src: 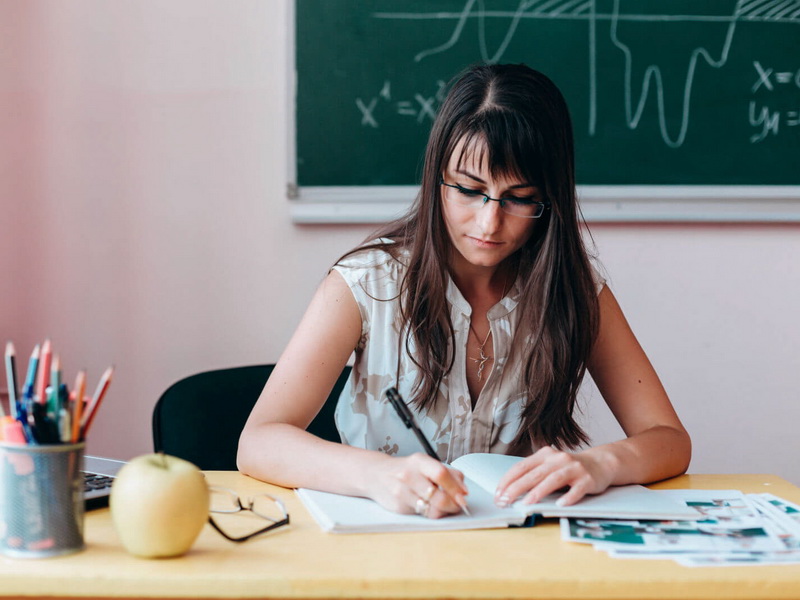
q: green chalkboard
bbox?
[295,0,800,188]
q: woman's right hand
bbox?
[364,453,470,519]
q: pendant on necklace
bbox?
[470,347,491,382]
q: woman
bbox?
[238,64,690,519]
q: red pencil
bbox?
[35,339,52,404]
[81,366,113,439]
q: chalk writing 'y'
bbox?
[749,101,780,143]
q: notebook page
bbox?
[450,453,521,496]
[296,476,526,533]
[451,453,699,520]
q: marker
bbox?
[58,383,69,415]
[48,355,61,419]
[58,408,72,443]
[31,402,59,444]
[16,398,36,444]
[1,416,27,445]
[4,342,18,418]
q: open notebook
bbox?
[297,453,699,534]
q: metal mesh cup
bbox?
[0,442,85,558]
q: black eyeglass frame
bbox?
[439,177,550,219]
[208,487,290,543]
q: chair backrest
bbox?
[152,364,350,470]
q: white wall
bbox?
[1,1,798,484]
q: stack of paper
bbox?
[561,490,800,567]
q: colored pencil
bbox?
[71,370,86,443]
[81,366,113,439]
[36,339,52,404]
[22,343,40,399]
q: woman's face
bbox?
[440,138,542,275]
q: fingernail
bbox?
[457,496,472,516]
[555,497,567,507]
[496,494,510,508]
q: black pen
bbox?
[385,387,471,515]
[386,387,438,458]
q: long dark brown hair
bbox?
[337,64,599,454]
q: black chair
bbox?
[152,365,350,470]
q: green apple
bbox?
[110,453,209,558]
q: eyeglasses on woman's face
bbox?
[439,177,550,219]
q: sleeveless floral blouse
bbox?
[332,244,603,463]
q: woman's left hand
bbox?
[493,446,616,508]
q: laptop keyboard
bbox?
[80,456,126,509]
[82,471,116,509]
[84,472,115,493]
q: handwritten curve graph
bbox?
[374,0,800,148]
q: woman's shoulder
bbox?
[334,238,408,272]
[588,255,608,295]
[331,238,409,296]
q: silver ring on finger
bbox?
[414,498,429,516]
[422,485,436,502]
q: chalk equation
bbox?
[367,0,800,147]
[356,80,447,128]
[752,61,800,92]
[749,102,800,142]
[749,61,800,143]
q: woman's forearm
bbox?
[237,423,470,518]
[237,422,391,497]
[586,424,692,487]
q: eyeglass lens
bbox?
[440,180,546,218]
[208,488,289,543]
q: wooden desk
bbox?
[1,473,799,600]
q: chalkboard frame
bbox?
[287,1,800,224]
[288,184,800,223]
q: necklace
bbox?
[467,273,512,383]
[468,325,493,382]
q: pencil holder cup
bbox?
[0,441,86,558]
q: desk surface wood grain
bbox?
[1,473,799,600]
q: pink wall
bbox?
[1,1,798,483]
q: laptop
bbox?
[83,455,126,510]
